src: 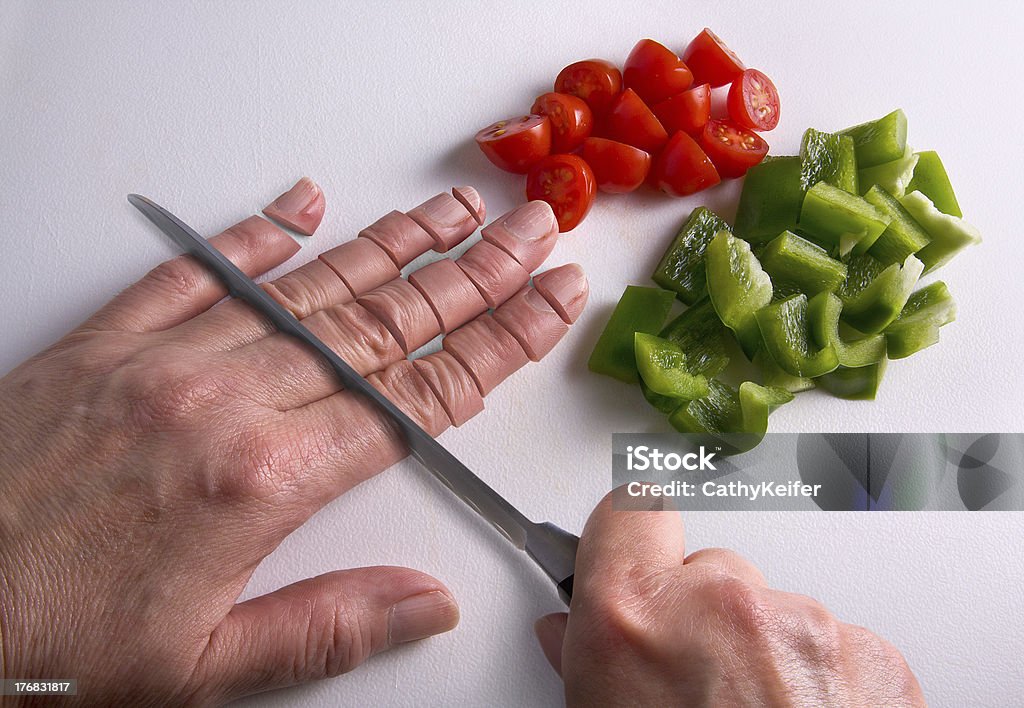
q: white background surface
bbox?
[2,1,1023,705]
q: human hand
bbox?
[0,178,587,705]
[534,489,926,707]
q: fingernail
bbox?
[388,591,460,644]
[273,176,319,214]
[263,177,325,236]
[532,263,589,324]
[408,193,478,252]
[502,201,557,243]
[452,185,486,224]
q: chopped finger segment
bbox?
[480,201,559,272]
[452,186,486,225]
[319,238,400,296]
[264,258,353,318]
[262,177,325,236]
[358,278,439,354]
[302,302,405,376]
[442,314,529,395]
[407,192,480,253]
[408,259,488,333]
[456,241,531,308]
[493,287,569,361]
[366,360,451,437]
[359,210,436,268]
[532,263,589,324]
[413,351,484,427]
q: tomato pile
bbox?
[474,29,781,232]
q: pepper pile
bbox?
[589,110,981,452]
[475,30,780,232]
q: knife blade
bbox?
[127,194,578,602]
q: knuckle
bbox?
[146,256,207,300]
[793,598,843,667]
[584,565,675,655]
[301,596,373,679]
[703,571,778,641]
[112,352,234,431]
[209,426,298,503]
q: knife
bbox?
[128,194,578,603]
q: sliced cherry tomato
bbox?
[698,119,768,179]
[681,28,745,88]
[727,68,780,131]
[601,88,668,153]
[651,131,721,197]
[554,59,622,115]
[580,138,651,194]
[531,92,593,153]
[526,154,596,232]
[622,39,694,105]
[652,83,711,136]
[475,115,552,174]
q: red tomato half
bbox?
[531,92,593,153]
[681,28,745,88]
[727,69,780,131]
[475,115,552,173]
[651,131,721,197]
[601,88,668,153]
[698,119,768,179]
[554,59,623,114]
[526,154,597,232]
[622,39,694,105]
[580,138,651,193]
[652,83,711,136]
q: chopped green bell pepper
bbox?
[641,380,683,414]
[798,181,891,256]
[884,281,957,359]
[759,231,847,296]
[755,294,840,378]
[898,191,981,274]
[705,230,774,358]
[857,147,918,198]
[754,349,815,393]
[634,333,710,400]
[734,156,804,243]
[906,150,962,218]
[652,207,731,305]
[863,185,931,266]
[800,128,858,193]
[839,253,924,334]
[815,361,887,401]
[658,298,730,378]
[668,379,793,454]
[839,109,908,168]
[807,291,886,368]
[588,286,675,383]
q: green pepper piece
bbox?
[659,298,730,378]
[755,294,839,378]
[800,128,858,193]
[669,380,793,453]
[588,285,675,383]
[634,333,710,400]
[705,230,773,358]
[734,156,804,243]
[857,147,918,198]
[840,254,923,334]
[754,349,815,393]
[640,380,683,414]
[652,207,732,305]
[863,185,931,266]
[807,291,886,368]
[884,281,957,359]
[838,109,908,168]
[798,182,891,256]
[906,150,962,218]
[898,191,981,274]
[815,361,887,401]
[759,231,847,296]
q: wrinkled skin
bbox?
[533,489,927,707]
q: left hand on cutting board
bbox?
[0,178,587,705]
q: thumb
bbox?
[533,612,568,676]
[193,566,459,703]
